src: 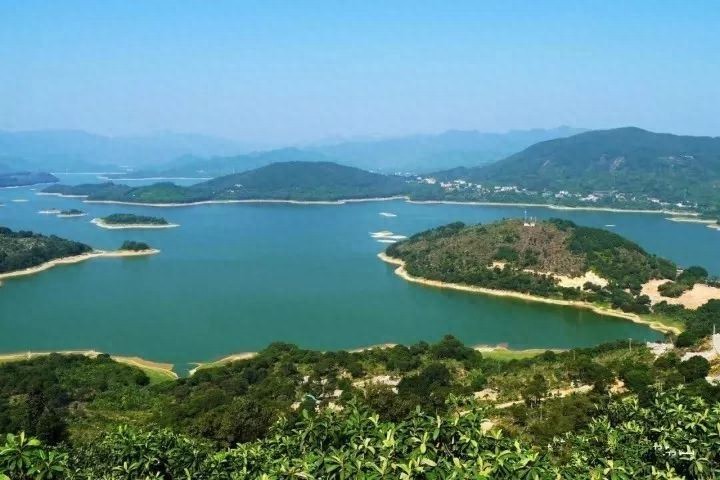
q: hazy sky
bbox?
[1,1,718,144]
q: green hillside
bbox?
[438,127,720,208]
[1,336,719,478]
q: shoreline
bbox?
[0,249,159,285]
[36,192,89,198]
[35,190,698,215]
[81,195,411,207]
[378,252,681,335]
[97,176,212,181]
[407,199,696,216]
[91,218,180,229]
[57,213,87,218]
[665,216,716,224]
[0,350,177,380]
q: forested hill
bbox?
[436,127,720,205]
[43,161,416,203]
[0,227,92,273]
[0,171,58,187]
[389,218,676,287]
[387,219,682,314]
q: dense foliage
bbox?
[0,354,149,444]
[102,214,168,225]
[1,344,719,478]
[0,227,91,274]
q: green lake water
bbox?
[2,174,719,372]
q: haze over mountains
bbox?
[0,130,254,172]
[8,125,720,213]
[0,126,584,177]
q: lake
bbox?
[2,174,718,372]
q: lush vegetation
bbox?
[58,209,83,216]
[0,227,91,274]
[44,161,421,204]
[387,219,677,313]
[436,127,720,212]
[119,240,152,251]
[101,213,168,225]
[1,335,719,478]
[0,171,57,188]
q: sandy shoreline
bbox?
[36,192,89,199]
[33,190,701,215]
[665,216,716,224]
[407,200,696,216]
[57,213,87,218]
[0,249,159,285]
[82,196,411,207]
[91,218,180,229]
[378,252,681,335]
[97,176,212,181]
[0,350,177,380]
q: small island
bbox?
[380,218,720,340]
[57,208,86,218]
[91,213,178,229]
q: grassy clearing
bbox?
[639,313,686,333]
[479,349,558,361]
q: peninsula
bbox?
[381,219,720,341]
[91,213,177,229]
[0,227,158,285]
[0,171,58,188]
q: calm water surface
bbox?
[2,174,718,371]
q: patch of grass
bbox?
[639,313,686,333]
[140,367,177,384]
[481,349,556,361]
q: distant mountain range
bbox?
[25,126,720,214]
[108,148,328,179]
[0,130,254,172]
[310,126,586,173]
[436,127,720,207]
[105,127,586,179]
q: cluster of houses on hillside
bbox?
[410,175,696,210]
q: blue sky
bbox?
[1,1,718,143]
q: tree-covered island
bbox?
[119,240,153,251]
[101,213,169,226]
